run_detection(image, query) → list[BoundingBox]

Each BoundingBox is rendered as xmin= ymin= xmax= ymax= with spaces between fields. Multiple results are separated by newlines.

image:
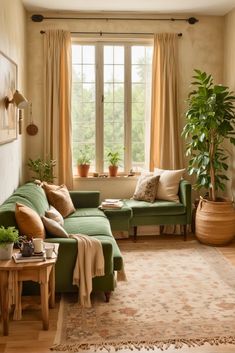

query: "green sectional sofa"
xmin=0 ymin=183 xmax=123 ymax=301
xmin=104 ymin=179 xmax=192 ymax=241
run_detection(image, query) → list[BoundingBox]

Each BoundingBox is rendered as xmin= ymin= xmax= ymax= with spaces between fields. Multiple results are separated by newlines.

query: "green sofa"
xmin=104 ymin=179 xmax=192 ymax=241
xmin=0 ymin=183 xmax=123 ymax=302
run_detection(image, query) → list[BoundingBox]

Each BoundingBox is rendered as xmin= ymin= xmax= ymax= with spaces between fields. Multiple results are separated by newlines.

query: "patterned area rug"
xmin=52 ymin=240 xmax=235 ymax=351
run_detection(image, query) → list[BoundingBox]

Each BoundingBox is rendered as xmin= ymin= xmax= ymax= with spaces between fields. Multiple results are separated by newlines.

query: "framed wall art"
xmin=0 ymin=51 xmax=17 ymax=144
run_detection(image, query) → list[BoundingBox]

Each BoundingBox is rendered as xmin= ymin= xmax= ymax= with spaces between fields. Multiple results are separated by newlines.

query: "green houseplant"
xmin=182 ymin=69 xmax=235 ymax=245
xmin=27 ymin=158 xmax=56 ymax=183
xmin=0 ymin=226 xmax=19 ymax=260
xmin=77 ymin=145 xmax=91 ymax=177
xmin=107 ymin=151 xmax=122 ymax=177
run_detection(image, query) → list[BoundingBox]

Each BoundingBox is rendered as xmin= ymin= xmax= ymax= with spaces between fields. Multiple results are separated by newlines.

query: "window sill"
xmin=73 ymin=175 xmax=138 ymax=181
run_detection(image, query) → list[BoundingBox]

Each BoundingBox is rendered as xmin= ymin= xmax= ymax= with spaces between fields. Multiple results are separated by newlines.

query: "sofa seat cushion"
xmin=67 ymin=208 xmax=106 ymax=218
xmin=124 ymin=199 xmax=186 ymax=216
xmin=63 ymin=216 xmax=113 ymax=238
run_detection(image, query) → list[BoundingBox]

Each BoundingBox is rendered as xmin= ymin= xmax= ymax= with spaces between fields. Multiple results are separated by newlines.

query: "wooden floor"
xmin=1 ymin=234 xmax=235 ymax=353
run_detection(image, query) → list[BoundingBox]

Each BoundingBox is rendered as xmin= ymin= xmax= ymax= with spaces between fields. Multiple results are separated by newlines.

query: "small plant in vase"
xmin=0 ymin=226 xmax=19 ymax=260
xmin=107 ymin=151 xmax=122 ymax=177
xmin=77 ymin=145 xmax=91 ymax=177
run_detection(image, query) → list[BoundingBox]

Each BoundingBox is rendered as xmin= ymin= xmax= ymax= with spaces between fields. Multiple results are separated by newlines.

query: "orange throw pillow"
xmin=15 ymin=203 xmax=45 ymax=239
xmin=46 ymin=184 xmax=75 ymax=218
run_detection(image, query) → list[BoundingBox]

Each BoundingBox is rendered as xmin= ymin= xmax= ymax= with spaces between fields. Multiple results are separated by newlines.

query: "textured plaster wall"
xmin=26 ymin=12 xmax=224 ymax=196
xmin=0 ymin=0 xmax=27 ymax=204
xmin=224 ymin=8 xmax=235 ymax=201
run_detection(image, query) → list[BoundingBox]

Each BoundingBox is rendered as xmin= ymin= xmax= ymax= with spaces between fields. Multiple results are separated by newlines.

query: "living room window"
xmin=72 ymin=40 xmax=153 ymax=175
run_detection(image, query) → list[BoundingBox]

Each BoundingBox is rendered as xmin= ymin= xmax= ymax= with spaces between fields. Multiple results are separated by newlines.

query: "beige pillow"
xmin=133 ymin=175 xmax=160 ymax=202
xmin=154 ymin=168 xmax=185 ymax=202
xmin=45 ymin=205 xmax=64 ymax=226
xmin=46 ymin=185 xmax=75 ymax=218
xmin=15 ymin=203 xmax=45 ymax=239
xmin=41 ymin=216 xmax=68 ymax=238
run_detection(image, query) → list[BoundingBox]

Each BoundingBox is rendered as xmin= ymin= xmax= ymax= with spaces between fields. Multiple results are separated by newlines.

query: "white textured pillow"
xmin=45 ymin=205 xmax=64 ymax=226
xmin=41 ymin=216 xmax=68 ymax=238
xmin=154 ymin=168 xmax=185 ymax=202
xmin=133 ymin=175 xmax=160 ymax=203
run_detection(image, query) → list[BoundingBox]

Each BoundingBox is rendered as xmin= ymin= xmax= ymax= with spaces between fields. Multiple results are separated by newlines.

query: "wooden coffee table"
xmin=0 ymin=254 xmax=57 ymax=336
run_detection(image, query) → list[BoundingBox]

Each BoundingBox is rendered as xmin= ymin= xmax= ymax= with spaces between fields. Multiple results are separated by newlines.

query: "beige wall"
xmin=26 ymin=12 xmax=224 ymax=197
xmin=224 ymin=8 xmax=235 ymax=201
xmin=0 ymin=0 xmax=27 ymax=204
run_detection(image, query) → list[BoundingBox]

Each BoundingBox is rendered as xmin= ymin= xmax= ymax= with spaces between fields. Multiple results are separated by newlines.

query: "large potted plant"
xmin=0 ymin=226 xmax=19 ymax=260
xmin=77 ymin=145 xmax=91 ymax=177
xmin=107 ymin=151 xmax=122 ymax=177
xmin=182 ymin=69 xmax=235 ymax=245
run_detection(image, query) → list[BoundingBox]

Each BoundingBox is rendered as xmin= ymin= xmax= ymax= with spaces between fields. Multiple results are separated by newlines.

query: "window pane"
xmin=82 ymin=83 xmax=95 ymax=102
xmin=114 ymin=65 xmax=124 ymax=82
xmin=104 ymin=65 xmax=113 ymax=82
xmin=132 ymin=103 xmax=145 ymax=121
xmin=104 ymin=46 xmax=113 ymax=64
xmin=83 ymin=65 xmax=95 ymax=83
xmin=82 ymin=46 xmax=95 ymax=64
xmin=114 ymin=46 xmax=124 ymax=64
xmin=132 ymin=46 xmax=145 ymax=64
xmin=132 ymin=65 xmax=145 ymax=83
xmin=132 ymin=83 xmax=145 ymax=102
xmin=72 ymin=45 xmax=82 ymax=64
xmin=114 ymin=84 xmax=124 ymax=102
xmin=104 ymin=84 xmax=113 ymax=103
xmin=73 ymin=65 xmax=82 ymax=82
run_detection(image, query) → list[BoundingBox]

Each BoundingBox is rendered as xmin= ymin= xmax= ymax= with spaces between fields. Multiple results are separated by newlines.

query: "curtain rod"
xmin=32 ymin=14 xmax=198 ymax=25
xmin=40 ymin=30 xmax=183 ymax=37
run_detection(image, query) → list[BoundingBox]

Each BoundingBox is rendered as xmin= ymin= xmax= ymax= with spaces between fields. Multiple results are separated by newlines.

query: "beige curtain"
xmin=150 ymin=33 xmax=183 ymax=171
xmin=43 ymin=30 xmax=73 ymax=189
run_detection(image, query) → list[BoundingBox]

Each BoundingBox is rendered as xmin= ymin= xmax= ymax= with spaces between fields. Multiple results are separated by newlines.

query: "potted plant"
xmin=182 ymin=69 xmax=235 ymax=245
xmin=107 ymin=151 xmax=122 ymax=177
xmin=77 ymin=145 xmax=91 ymax=177
xmin=27 ymin=158 xmax=56 ymax=183
xmin=0 ymin=226 xmax=19 ymax=260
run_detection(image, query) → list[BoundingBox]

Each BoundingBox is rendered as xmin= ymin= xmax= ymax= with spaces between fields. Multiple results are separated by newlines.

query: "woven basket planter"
xmin=196 ymin=198 xmax=235 ymax=246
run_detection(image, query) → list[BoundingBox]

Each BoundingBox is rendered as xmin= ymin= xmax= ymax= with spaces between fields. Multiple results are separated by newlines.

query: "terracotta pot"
xmin=77 ymin=164 xmax=90 ymax=177
xmin=196 ymin=198 xmax=235 ymax=246
xmin=109 ymin=165 xmax=118 ymax=177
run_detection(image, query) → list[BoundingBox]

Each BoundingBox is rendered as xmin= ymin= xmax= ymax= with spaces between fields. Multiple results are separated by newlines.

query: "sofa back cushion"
xmin=15 ymin=203 xmax=45 ymax=239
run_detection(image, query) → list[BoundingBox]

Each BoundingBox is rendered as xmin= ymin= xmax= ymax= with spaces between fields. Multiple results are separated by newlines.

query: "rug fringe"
xmin=50 ymin=336 xmax=235 ymax=352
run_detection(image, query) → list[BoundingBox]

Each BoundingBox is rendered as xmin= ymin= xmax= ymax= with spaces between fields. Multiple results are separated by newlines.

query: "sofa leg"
xmin=104 ymin=291 xmax=111 ymax=303
xmin=160 ymin=225 xmax=164 ymax=235
xmin=133 ymin=226 xmax=137 ymax=242
xmin=183 ymin=225 xmax=187 ymax=241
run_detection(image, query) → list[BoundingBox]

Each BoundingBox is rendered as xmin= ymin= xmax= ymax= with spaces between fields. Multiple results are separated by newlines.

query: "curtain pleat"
xmin=43 ymin=30 xmax=73 ymax=189
xmin=150 ymin=33 xmax=183 ymax=171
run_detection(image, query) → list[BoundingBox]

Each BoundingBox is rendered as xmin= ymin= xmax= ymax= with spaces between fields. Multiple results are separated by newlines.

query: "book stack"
xmin=100 ymin=199 xmax=124 ymax=209
xmin=12 ymin=252 xmax=46 ymax=263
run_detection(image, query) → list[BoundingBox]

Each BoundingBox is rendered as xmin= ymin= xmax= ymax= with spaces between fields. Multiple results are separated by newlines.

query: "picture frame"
xmin=0 ymin=51 xmax=17 ymax=144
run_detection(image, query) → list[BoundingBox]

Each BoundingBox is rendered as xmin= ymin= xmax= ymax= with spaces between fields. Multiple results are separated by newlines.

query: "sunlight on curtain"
xmin=43 ymin=30 xmax=73 ymax=189
xmin=150 ymin=33 xmax=183 ymax=171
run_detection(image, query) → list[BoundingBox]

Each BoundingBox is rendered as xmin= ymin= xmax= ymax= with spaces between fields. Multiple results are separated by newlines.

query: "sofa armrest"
xmin=179 ymin=179 xmax=192 ymax=224
xmin=69 ymin=191 xmax=100 ymax=208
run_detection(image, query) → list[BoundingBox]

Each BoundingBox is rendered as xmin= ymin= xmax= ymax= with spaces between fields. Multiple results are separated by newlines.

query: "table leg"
xmin=49 ymin=266 xmax=55 ymax=308
xmin=13 ymin=281 xmax=22 ymax=320
xmin=0 ymin=271 xmax=9 ymax=336
xmin=40 ymin=280 xmax=49 ymax=330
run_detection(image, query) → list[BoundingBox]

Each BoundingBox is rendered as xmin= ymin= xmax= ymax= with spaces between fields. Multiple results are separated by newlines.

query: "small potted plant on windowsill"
xmin=77 ymin=145 xmax=91 ymax=177
xmin=0 ymin=226 xmax=19 ymax=260
xmin=107 ymin=151 xmax=122 ymax=177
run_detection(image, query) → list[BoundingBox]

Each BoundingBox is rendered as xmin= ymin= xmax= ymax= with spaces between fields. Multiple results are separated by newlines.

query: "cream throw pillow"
xmin=15 ymin=203 xmax=45 ymax=239
xmin=41 ymin=216 xmax=68 ymax=238
xmin=154 ymin=168 xmax=185 ymax=202
xmin=45 ymin=205 xmax=64 ymax=225
xmin=133 ymin=175 xmax=160 ymax=203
